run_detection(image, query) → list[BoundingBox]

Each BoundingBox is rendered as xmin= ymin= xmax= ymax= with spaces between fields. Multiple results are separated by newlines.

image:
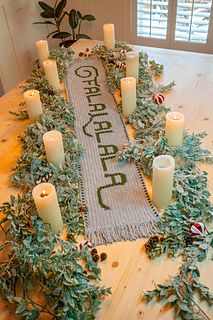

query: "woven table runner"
xmin=66 ymin=57 xmax=159 ymax=245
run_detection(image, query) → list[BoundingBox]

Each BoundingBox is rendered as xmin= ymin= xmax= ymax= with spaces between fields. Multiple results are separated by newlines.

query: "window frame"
xmin=132 ymin=0 xmax=213 ymax=54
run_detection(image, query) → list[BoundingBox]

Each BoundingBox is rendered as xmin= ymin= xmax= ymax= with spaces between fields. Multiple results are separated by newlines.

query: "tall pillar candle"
xmin=32 ymin=182 xmax=63 ymax=234
xmin=103 ymin=23 xmax=115 ymax=49
xmin=120 ymin=77 xmax=136 ymax=117
xmin=43 ymin=130 xmax=65 ymax=168
xmin=152 ymin=155 xmax=175 ymax=209
xmin=126 ymin=51 xmax=139 ymax=82
xmin=43 ymin=59 xmax=60 ymax=90
xmin=165 ymin=112 xmax=185 ymax=146
xmin=36 ymin=40 xmax=49 ymax=67
xmin=23 ymin=89 xmax=43 ymax=121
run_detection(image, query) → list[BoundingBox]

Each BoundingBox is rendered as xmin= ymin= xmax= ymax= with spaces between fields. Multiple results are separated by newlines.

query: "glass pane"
xmin=137 ymin=0 xmax=169 ymax=39
xmin=175 ymin=0 xmax=212 ymax=43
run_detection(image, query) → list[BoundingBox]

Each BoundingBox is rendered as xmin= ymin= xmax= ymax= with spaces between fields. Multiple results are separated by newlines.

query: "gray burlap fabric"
xmin=66 ymin=57 xmax=159 ymax=245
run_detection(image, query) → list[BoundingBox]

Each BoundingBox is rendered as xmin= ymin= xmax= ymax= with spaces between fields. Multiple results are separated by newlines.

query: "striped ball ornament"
xmin=114 ymin=59 xmax=126 ymax=70
xmin=79 ymin=240 xmax=93 ymax=249
xmin=190 ymin=222 xmax=205 ymax=237
xmin=153 ymin=93 xmax=165 ymax=105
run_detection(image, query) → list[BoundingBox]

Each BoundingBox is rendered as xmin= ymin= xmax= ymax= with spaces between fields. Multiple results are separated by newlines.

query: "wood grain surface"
xmin=0 ymin=39 xmax=212 ymax=320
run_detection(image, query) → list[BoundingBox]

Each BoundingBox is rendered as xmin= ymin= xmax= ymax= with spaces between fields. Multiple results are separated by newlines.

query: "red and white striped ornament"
xmin=119 ymin=49 xmax=126 ymax=57
xmin=153 ymin=93 xmax=165 ymax=105
xmin=114 ymin=59 xmax=126 ymax=70
xmin=79 ymin=240 xmax=93 ymax=249
xmin=190 ymin=222 xmax=205 ymax=237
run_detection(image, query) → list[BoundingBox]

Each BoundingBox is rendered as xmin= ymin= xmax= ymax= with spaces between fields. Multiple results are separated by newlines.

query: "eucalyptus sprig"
xmin=91 ymin=42 xmax=213 ymax=319
xmin=2 ymin=40 xmax=213 ymax=320
xmin=144 ymin=254 xmax=213 ymax=320
xmin=1 ymin=47 xmax=111 ymax=319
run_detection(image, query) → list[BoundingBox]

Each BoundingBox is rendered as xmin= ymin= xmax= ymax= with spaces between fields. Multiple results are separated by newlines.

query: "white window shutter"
xmin=137 ymin=0 xmax=169 ymax=39
xmin=175 ymin=0 xmax=212 ymax=43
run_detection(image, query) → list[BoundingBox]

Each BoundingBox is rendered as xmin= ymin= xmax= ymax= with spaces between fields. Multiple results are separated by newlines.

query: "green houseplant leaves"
xmin=34 ymin=0 xmax=95 ymax=47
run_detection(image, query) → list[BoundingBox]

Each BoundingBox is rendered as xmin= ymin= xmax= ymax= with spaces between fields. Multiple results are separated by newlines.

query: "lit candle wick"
xmin=40 ymin=190 xmax=48 ymax=198
xmin=30 ymin=91 xmax=35 ymax=97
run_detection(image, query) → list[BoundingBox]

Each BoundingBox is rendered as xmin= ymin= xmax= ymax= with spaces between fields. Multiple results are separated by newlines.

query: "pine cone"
xmin=100 ymin=252 xmax=107 ymax=261
xmin=184 ymin=234 xmax=194 ymax=246
xmin=144 ymin=236 xmax=159 ymax=253
xmin=91 ymin=248 xmax=98 ymax=256
xmin=92 ymin=254 xmax=99 ymax=263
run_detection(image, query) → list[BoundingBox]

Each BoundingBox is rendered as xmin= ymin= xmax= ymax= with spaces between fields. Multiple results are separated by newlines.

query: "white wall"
xmin=65 ymin=0 xmax=131 ymax=43
xmin=0 ymin=0 xmax=130 ymax=94
xmin=0 ymin=0 xmax=49 ymax=93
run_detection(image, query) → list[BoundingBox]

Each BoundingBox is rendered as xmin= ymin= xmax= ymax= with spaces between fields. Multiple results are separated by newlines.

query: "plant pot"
xmin=59 ymin=39 xmax=76 ymax=48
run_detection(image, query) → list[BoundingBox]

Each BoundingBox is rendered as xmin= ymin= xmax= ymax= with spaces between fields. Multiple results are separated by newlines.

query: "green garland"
xmin=91 ymin=42 xmax=213 ymax=320
xmin=1 ymin=41 xmax=213 ymax=320
xmin=0 ymin=47 xmax=110 ymax=319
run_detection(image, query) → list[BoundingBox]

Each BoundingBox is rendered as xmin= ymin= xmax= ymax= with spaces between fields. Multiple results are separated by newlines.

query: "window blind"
xmin=137 ymin=0 xmax=212 ymax=43
xmin=175 ymin=0 xmax=212 ymax=43
xmin=137 ymin=0 xmax=169 ymax=39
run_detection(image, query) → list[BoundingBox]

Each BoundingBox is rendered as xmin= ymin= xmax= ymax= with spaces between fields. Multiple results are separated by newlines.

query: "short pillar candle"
xmin=165 ymin=112 xmax=185 ymax=146
xmin=43 ymin=59 xmax=60 ymax=90
xmin=23 ymin=89 xmax=43 ymax=121
xmin=36 ymin=40 xmax=49 ymax=67
xmin=120 ymin=77 xmax=136 ymax=117
xmin=126 ymin=51 xmax=139 ymax=82
xmin=43 ymin=130 xmax=65 ymax=168
xmin=32 ymin=182 xmax=63 ymax=234
xmin=152 ymin=155 xmax=175 ymax=209
xmin=103 ymin=23 xmax=115 ymax=49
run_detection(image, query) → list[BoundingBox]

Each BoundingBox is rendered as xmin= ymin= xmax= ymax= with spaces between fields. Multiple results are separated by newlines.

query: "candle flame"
xmin=171 ymin=114 xmax=182 ymax=120
xmin=30 ymin=91 xmax=35 ymax=97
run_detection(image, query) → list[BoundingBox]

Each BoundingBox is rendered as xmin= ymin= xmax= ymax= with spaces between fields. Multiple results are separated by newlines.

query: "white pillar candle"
xmin=120 ymin=77 xmax=136 ymax=117
xmin=165 ymin=112 xmax=185 ymax=146
xmin=103 ymin=23 xmax=115 ymax=49
xmin=126 ymin=51 xmax=139 ymax=82
xmin=43 ymin=130 xmax=65 ymax=168
xmin=23 ymin=89 xmax=43 ymax=121
xmin=32 ymin=182 xmax=63 ymax=234
xmin=43 ymin=59 xmax=60 ymax=90
xmin=36 ymin=40 xmax=49 ymax=67
xmin=152 ymin=155 xmax=175 ymax=209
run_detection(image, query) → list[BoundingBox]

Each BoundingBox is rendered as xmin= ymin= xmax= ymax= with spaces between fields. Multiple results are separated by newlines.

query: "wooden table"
xmin=0 ymin=39 xmax=213 ymax=320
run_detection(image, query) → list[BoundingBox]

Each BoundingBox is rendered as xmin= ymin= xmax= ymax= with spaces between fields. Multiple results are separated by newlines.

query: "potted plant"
xmin=34 ymin=0 xmax=96 ymax=47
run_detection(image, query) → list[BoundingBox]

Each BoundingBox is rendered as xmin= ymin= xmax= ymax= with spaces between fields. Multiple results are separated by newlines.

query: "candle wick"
xmin=40 ymin=191 xmax=48 ymax=198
